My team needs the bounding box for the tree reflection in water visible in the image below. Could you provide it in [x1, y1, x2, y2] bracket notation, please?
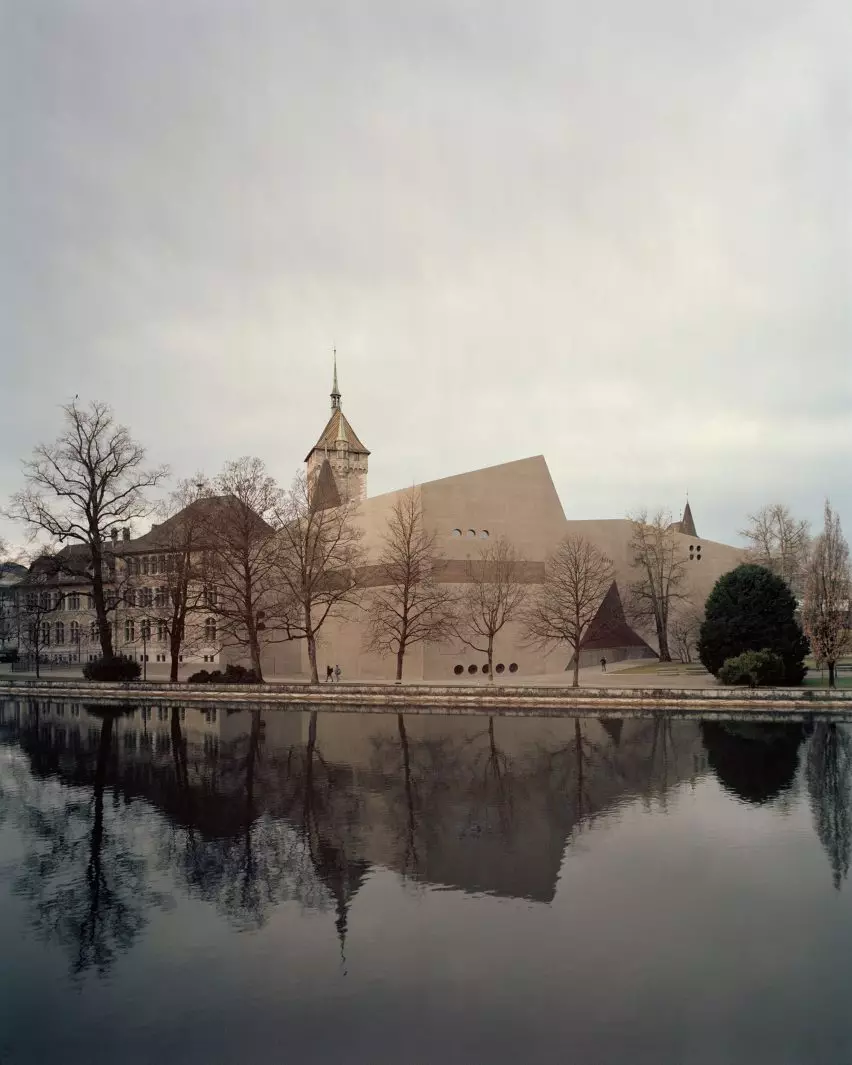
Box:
[7, 704, 162, 977]
[807, 723, 852, 890]
[701, 721, 806, 805]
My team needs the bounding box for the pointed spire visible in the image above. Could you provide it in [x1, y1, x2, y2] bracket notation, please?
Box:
[681, 501, 697, 538]
[331, 347, 341, 411]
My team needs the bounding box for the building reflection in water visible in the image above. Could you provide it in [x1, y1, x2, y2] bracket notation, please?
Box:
[2, 698, 850, 977]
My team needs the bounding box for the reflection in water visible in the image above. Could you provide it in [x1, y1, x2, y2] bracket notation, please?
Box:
[700, 721, 807, 805]
[2, 698, 852, 992]
[807, 723, 852, 890]
[5, 703, 163, 976]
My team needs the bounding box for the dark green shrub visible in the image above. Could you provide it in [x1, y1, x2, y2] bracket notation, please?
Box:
[699, 564, 809, 685]
[0, 648, 19, 664]
[82, 656, 142, 683]
[718, 649, 786, 687]
[187, 664, 260, 685]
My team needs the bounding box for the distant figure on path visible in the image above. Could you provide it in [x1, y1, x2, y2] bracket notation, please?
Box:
[334, 664, 342, 683]
[600, 657, 607, 673]
[326, 665, 333, 683]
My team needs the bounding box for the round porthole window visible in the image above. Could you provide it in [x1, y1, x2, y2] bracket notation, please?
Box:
[453, 664, 464, 675]
[467, 529, 476, 538]
[509, 662, 518, 673]
[480, 530, 490, 538]
[496, 663, 505, 674]
[468, 664, 478, 674]
[482, 663, 489, 674]
[451, 529, 462, 537]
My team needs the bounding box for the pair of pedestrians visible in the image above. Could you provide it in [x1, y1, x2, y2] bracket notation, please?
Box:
[325, 664, 342, 683]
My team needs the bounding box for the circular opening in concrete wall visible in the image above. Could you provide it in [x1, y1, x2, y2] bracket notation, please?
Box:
[453, 664, 464, 675]
[468, 664, 478, 674]
[482, 663, 489, 673]
[496, 663, 505, 673]
[467, 529, 476, 537]
[480, 530, 490, 538]
[509, 663, 518, 673]
[451, 529, 461, 537]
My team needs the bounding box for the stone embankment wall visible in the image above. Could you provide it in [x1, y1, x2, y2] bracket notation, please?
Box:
[2, 678, 852, 717]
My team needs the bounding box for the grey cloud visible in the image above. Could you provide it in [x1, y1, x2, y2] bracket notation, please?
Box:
[1, 0, 850, 549]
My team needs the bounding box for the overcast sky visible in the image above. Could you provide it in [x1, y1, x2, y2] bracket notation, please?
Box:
[2, 0, 850, 549]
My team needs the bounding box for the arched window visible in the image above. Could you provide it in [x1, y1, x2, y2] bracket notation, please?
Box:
[90, 621, 98, 641]
[55, 621, 65, 645]
[205, 617, 217, 642]
[41, 622, 50, 646]
[125, 619, 135, 643]
[70, 620, 79, 642]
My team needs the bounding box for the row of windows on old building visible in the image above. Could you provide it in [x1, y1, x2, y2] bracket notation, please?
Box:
[18, 585, 217, 611]
[28, 616, 217, 646]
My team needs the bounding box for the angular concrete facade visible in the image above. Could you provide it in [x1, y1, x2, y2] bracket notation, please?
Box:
[265, 451, 744, 683]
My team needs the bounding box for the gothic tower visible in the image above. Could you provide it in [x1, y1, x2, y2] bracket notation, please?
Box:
[305, 352, 370, 505]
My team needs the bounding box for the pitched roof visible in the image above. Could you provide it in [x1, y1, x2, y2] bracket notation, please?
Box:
[305, 410, 369, 461]
[126, 495, 274, 550]
[580, 581, 657, 653]
[680, 502, 697, 537]
[311, 458, 342, 511]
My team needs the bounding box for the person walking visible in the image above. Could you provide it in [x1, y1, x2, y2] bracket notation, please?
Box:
[334, 664, 342, 683]
[326, 665, 333, 683]
[600, 657, 607, 673]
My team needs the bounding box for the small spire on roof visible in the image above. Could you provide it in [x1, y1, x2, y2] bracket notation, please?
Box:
[680, 500, 697, 538]
[331, 347, 341, 411]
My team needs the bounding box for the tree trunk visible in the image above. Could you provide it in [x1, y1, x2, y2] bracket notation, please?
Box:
[306, 632, 319, 685]
[169, 633, 181, 682]
[572, 646, 580, 687]
[829, 660, 837, 688]
[487, 635, 494, 682]
[249, 630, 264, 683]
[655, 612, 672, 662]
[395, 647, 405, 682]
[90, 548, 114, 659]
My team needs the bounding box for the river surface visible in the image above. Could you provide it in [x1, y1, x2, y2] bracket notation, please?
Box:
[1, 697, 851, 1065]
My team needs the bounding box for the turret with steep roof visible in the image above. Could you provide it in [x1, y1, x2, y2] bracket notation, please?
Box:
[669, 501, 698, 538]
[305, 351, 369, 504]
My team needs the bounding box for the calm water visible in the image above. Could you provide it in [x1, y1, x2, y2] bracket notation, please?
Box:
[1, 699, 851, 1065]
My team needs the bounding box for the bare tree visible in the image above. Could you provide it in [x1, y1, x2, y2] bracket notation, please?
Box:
[669, 605, 704, 664]
[450, 536, 528, 681]
[135, 478, 212, 682]
[9, 400, 167, 659]
[740, 503, 810, 591]
[275, 469, 365, 684]
[364, 489, 455, 681]
[204, 458, 282, 681]
[521, 535, 614, 687]
[802, 501, 851, 688]
[627, 510, 689, 662]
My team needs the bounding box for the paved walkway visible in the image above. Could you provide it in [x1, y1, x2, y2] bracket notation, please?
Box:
[0, 658, 720, 689]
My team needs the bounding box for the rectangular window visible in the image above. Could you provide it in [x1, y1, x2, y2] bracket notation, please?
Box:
[26, 592, 37, 609]
[141, 619, 151, 640]
[157, 621, 167, 641]
[41, 622, 50, 646]
[142, 556, 149, 576]
[39, 592, 50, 610]
[69, 592, 80, 611]
[55, 622, 65, 645]
[125, 619, 135, 643]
